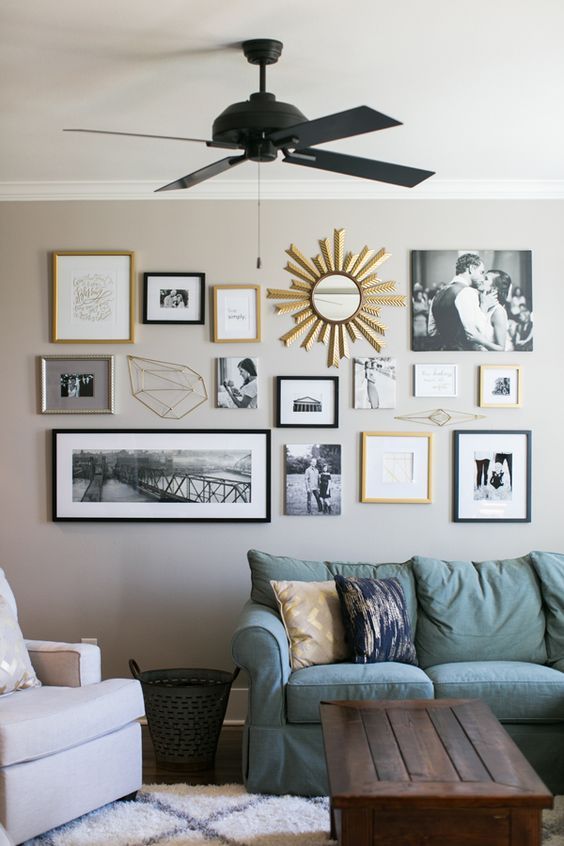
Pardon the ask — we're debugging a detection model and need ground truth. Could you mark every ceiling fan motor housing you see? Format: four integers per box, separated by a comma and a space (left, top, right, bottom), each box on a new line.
212, 93, 307, 162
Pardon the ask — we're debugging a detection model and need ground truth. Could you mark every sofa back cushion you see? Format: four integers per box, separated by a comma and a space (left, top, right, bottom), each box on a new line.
530, 551, 564, 665
412, 555, 547, 668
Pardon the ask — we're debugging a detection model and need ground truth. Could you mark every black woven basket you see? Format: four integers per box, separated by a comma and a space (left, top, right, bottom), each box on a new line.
130, 659, 239, 770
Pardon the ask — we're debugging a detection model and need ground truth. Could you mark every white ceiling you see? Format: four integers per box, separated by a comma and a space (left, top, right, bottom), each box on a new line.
2, 0, 564, 199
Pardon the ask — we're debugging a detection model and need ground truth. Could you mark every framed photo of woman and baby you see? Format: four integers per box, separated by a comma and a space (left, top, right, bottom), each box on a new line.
411, 250, 532, 352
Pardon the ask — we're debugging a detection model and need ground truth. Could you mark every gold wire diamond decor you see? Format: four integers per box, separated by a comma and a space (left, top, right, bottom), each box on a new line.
267, 228, 406, 368
395, 409, 486, 427
128, 355, 207, 419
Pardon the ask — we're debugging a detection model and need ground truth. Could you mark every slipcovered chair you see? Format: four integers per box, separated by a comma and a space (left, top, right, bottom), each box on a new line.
0, 569, 144, 844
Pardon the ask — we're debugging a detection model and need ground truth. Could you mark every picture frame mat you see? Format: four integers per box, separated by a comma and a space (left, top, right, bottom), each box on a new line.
479, 365, 522, 407
277, 377, 338, 427
143, 273, 204, 324
362, 432, 432, 503
213, 286, 260, 342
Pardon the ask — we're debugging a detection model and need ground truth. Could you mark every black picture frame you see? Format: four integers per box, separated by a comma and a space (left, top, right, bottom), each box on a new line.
275, 376, 339, 428
143, 272, 205, 325
52, 428, 270, 522
453, 429, 531, 522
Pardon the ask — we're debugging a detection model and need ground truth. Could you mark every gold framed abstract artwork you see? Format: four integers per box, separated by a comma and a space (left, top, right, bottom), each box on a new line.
361, 431, 432, 503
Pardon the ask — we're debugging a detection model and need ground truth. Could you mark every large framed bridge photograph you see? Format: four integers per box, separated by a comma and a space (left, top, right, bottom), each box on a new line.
52, 429, 271, 522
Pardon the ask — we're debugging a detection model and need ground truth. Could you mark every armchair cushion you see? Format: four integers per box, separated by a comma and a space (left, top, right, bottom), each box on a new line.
0, 596, 40, 695
25, 640, 101, 686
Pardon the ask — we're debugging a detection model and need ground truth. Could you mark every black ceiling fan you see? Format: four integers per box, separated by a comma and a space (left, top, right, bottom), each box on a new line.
65, 38, 434, 192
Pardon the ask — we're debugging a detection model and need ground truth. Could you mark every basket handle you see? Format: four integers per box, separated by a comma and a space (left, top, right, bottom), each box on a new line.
129, 659, 142, 679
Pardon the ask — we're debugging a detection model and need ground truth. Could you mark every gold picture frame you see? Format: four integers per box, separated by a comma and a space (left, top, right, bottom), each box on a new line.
52, 251, 135, 343
479, 365, 522, 408
213, 285, 261, 343
361, 431, 432, 503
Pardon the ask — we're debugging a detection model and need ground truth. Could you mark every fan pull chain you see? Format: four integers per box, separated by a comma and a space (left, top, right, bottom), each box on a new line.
256, 148, 262, 269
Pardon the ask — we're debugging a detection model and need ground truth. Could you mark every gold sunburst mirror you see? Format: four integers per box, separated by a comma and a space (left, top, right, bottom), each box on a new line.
267, 229, 406, 367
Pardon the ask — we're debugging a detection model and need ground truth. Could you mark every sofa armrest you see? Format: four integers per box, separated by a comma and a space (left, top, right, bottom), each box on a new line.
25, 640, 102, 687
231, 600, 290, 727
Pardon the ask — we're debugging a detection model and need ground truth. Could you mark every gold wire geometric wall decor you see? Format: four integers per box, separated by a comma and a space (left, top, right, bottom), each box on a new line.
395, 408, 486, 428
266, 228, 407, 368
128, 355, 207, 419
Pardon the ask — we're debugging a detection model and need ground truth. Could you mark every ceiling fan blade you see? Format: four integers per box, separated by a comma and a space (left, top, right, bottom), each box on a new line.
283, 147, 434, 188
270, 106, 401, 150
63, 128, 240, 150
155, 153, 248, 192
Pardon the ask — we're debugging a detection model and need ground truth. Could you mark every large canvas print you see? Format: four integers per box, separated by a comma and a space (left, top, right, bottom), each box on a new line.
411, 250, 532, 351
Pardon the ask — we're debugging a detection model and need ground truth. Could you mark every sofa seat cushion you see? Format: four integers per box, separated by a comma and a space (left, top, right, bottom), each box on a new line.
427, 661, 564, 720
286, 662, 433, 723
0, 678, 144, 766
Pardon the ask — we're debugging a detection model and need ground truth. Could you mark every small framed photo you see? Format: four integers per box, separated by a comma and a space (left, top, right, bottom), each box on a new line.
213, 285, 261, 342
285, 444, 342, 516
41, 355, 114, 414
276, 376, 339, 428
217, 357, 258, 408
354, 358, 396, 408
453, 429, 531, 522
479, 365, 522, 407
414, 363, 458, 398
361, 432, 432, 503
143, 273, 205, 324
52, 251, 135, 342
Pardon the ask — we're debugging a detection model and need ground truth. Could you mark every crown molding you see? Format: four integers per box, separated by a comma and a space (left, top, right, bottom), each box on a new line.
1, 178, 564, 201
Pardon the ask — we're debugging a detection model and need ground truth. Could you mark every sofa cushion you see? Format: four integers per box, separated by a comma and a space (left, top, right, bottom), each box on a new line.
530, 551, 564, 665
270, 580, 348, 670
0, 569, 17, 619
427, 661, 564, 720
412, 555, 547, 667
0, 678, 144, 766
334, 576, 417, 665
0, 596, 40, 695
286, 662, 433, 723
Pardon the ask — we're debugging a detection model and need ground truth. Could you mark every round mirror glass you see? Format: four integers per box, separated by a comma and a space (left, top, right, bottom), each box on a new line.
312, 274, 361, 322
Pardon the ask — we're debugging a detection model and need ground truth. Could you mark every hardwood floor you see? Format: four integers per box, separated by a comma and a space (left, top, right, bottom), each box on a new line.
142, 724, 244, 786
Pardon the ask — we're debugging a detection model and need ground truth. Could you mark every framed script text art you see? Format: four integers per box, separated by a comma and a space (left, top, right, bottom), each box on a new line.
213, 285, 261, 342
414, 364, 458, 398
276, 376, 339, 428
53, 429, 271, 522
143, 273, 205, 324
453, 429, 531, 522
361, 431, 432, 503
41, 355, 114, 414
52, 251, 135, 342
479, 365, 522, 408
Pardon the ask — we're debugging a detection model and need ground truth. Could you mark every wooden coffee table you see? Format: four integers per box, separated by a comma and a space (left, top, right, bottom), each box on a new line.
320, 699, 552, 846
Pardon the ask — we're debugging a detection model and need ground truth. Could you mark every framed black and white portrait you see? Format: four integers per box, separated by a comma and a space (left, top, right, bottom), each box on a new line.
143, 273, 205, 324
479, 365, 522, 408
354, 358, 397, 409
217, 357, 258, 409
276, 377, 338, 428
41, 355, 114, 414
284, 444, 342, 516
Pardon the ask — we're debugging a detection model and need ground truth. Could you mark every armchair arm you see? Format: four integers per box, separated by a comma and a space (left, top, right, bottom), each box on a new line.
25, 640, 101, 687
231, 600, 291, 727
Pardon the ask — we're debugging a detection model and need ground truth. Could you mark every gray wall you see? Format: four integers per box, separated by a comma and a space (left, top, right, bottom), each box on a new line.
0, 199, 559, 713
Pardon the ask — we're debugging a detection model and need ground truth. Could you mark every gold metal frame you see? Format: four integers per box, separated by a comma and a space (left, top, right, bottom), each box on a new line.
213, 285, 261, 343
361, 431, 433, 503
267, 229, 406, 367
479, 365, 522, 408
52, 251, 135, 343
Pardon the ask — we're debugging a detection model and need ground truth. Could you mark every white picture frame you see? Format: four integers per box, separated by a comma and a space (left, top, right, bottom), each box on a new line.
414, 364, 458, 398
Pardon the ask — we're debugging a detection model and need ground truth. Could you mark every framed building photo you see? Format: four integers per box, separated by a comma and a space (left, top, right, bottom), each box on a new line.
453, 429, 531, 522
143, 272, 205, 324
217, 357, 258, 408
53, 429, 271, 522
354, 357, 397, 409
414, 363, 458, 398
213, 285, 261, 342
479, 365, 522, 408
276, 376, 339, 428
284, 444, 342, 516
361, 432, 432, 503
411, 250, 533, 352
52, 251, 135, 342
41, 355, 114, 414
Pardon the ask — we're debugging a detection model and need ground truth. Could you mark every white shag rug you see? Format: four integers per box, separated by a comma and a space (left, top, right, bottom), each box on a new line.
23, 784, 564, 846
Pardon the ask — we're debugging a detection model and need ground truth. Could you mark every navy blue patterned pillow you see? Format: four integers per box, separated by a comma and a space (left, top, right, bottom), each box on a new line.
334, 575, 417, 665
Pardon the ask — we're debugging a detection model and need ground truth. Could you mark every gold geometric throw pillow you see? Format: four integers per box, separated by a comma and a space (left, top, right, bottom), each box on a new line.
0, 595, 40, 694
270, 580, 349, 670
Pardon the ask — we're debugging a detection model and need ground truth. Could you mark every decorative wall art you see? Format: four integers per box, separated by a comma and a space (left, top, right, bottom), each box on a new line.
267, 229, 406, 368
353, 357, 396, 409
40, 355, 114, 414
395, 409, 485, 427
217, 358, 258, 409
213, 285, 261, 342
52, 429, 271, 522
284, 444, 342, 516
276, 376, 339, 428
361, 432, 432, 504
143, 272, 205, 324
479, 365, 522, 408
52, 251, 135, 342
411, 250, 533, 352
128, 355, 207, 419
453, 429, 531, 522
413, 364, 458, 398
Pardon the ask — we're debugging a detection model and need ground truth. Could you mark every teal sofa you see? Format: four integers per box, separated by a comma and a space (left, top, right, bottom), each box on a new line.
231, 549, 564, 796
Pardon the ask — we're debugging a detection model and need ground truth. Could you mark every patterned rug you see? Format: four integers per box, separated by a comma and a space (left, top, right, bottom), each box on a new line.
24, 784, 564, 846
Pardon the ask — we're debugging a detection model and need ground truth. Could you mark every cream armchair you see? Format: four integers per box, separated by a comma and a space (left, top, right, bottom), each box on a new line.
0, 574, 144, 844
